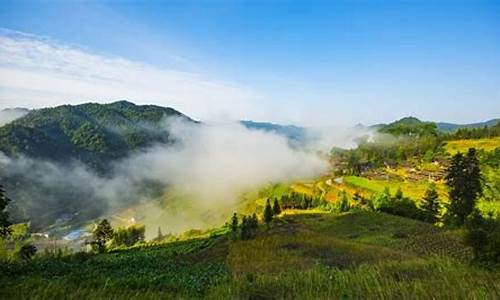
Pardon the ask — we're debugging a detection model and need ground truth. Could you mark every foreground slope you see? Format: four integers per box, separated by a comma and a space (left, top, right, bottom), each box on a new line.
2, 210, 499, 299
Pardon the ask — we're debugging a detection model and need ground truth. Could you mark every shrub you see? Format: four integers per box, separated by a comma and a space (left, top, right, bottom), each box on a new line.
337, 191, 351, 212
464, 210, 500, 265
16, 244, 37, 261
375, 189, 427, 222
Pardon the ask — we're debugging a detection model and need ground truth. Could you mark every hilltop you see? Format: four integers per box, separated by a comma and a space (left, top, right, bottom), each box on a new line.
0, 101, 194, 172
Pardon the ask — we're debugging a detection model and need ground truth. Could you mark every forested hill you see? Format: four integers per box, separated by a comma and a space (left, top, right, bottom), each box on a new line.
373, 117, 438, 136
371, 116, 500, 135
0, 101, 195, 172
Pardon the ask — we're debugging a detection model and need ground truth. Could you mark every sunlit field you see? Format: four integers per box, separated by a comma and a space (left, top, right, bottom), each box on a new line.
445, 137, 500, 155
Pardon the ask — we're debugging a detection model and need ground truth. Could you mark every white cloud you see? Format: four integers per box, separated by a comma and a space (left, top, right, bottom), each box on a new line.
0, 30, 260, 120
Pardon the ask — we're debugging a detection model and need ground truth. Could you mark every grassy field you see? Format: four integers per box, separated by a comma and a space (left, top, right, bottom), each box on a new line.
2, 210, 499, 299
445, 137, 500, 155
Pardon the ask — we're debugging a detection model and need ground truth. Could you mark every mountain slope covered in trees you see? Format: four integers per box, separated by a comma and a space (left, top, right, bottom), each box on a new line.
0, 101, 194, 172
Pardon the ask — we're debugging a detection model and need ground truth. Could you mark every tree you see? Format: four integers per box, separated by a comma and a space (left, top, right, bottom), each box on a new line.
240, 213, 258, 240
240, 216, 250, 239
230, 213, 238, 237
263, 199, 273, 227
445, 148, 483, 226
112, 225, 145, 247
157, 226, 164, 240
272, 198, 281, 215
250, 213, 258, 230
90, 219, 113, 253
0, 184, 12, 237
421, 184, 441, 223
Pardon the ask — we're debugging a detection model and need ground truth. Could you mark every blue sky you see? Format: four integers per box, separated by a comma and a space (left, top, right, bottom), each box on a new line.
0, 0, 499, 126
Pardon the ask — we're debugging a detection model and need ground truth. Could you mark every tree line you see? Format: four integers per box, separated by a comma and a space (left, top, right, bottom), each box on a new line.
443, 122, 500, 140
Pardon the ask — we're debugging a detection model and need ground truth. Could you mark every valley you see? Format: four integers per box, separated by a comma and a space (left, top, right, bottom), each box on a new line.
1, 103, 499, 299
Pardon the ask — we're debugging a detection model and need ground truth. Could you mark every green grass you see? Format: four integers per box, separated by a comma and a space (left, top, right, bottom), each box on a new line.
209, 257, 500, 299
344, 176, 385, 194
2, 210, 499, 299
1, 236, 229, 299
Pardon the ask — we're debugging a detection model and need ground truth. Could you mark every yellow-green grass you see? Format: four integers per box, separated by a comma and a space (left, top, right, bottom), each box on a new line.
344, 175, 448, 202
216, 211, 491, 299
226, 211, 472, 279
445, 137, 500, 155
209, 257, 500, 299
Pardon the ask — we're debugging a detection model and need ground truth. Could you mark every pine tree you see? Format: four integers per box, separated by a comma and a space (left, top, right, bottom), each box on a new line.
445, 148, 483, 226
240, 216, 249, 239
421, 184, 441, 223
263, 199, 273, 227
0, 184, 12, 237
157, 226, 164, 240
230, 213, 238, 235
272, 198, 281, 215
250, 213, 258, 230
248, 213, 259, 238
91, 219, 114, 253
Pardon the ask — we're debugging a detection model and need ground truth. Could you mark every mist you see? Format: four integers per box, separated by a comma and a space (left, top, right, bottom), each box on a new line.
0, 117, 368, 239
0, 108, 29, 126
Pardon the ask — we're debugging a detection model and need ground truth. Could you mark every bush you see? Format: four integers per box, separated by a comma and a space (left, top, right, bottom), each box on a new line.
464, 210, 500, 265
375, 189, 427, 222
16, 244, 37, 261
336, 191, 351, 212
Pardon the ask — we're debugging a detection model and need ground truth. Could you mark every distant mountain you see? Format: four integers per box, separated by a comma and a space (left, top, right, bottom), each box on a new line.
0, 101, 195, 172
373, 117, 437, 137
240, 120, 308, 145
372, 117, 500, 135
436, 119, 500, 132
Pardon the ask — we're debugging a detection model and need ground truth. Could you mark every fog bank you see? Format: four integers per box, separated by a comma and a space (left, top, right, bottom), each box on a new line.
1, 117, 370, 238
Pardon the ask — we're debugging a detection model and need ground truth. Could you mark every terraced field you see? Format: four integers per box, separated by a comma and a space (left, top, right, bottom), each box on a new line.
445, 137, 500, 155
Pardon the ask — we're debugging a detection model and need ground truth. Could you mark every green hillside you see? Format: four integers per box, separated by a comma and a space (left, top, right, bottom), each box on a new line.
0, 101, 194, 172
3, 211, 500, 299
